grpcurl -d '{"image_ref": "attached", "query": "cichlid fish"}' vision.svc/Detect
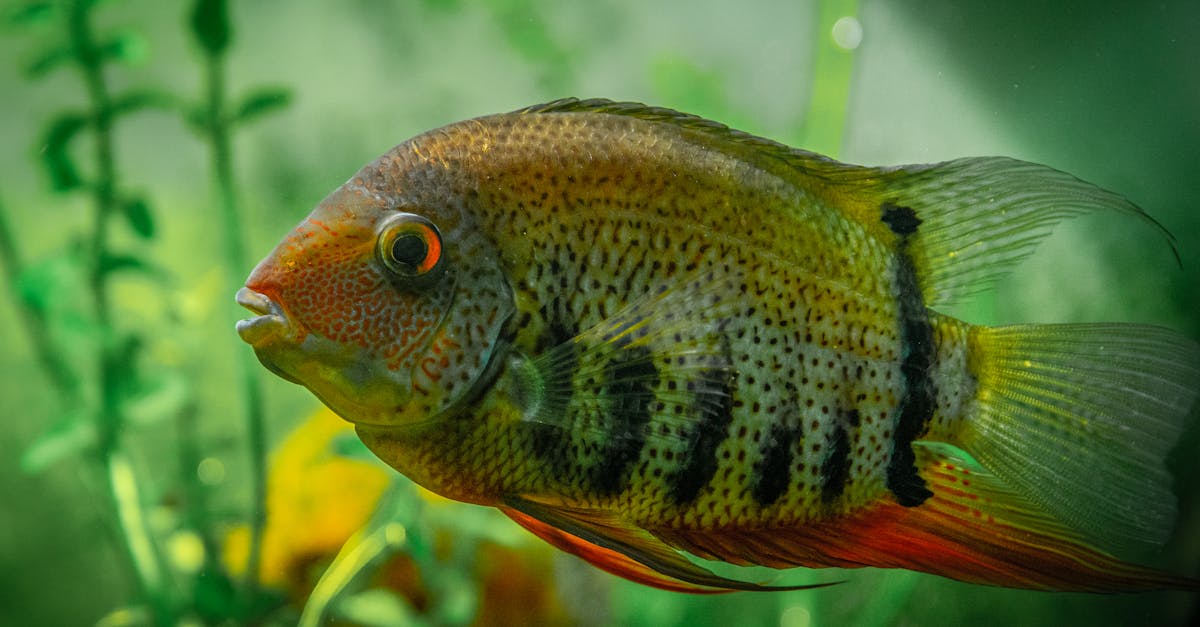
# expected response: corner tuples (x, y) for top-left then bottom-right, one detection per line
(236, 98), (1200, 593)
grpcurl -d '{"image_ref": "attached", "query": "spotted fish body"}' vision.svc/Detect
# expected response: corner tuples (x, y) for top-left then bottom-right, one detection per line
(238, 99), (1200, 593)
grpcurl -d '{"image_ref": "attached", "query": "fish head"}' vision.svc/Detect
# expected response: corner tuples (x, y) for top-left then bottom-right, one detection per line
(236, 152), (514, 428)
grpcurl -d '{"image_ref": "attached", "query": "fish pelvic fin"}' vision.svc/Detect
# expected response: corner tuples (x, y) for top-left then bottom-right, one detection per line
(655, 443), (1199, 593)
(954, 323), (1200, 556)
(501, 496), (840, 594)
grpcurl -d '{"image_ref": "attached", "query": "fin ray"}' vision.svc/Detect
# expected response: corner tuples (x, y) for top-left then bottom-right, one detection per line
(863, 157), (1177, 306)
(960, 323), (1200, 553)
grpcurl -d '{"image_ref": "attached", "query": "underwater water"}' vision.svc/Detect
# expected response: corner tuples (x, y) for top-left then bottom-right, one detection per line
(1, 0), (1197, 625)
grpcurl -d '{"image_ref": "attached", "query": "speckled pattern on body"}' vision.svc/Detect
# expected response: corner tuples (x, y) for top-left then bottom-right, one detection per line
(348, 107), (973, 529)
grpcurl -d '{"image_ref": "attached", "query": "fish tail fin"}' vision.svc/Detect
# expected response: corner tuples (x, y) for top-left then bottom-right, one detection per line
(953, 323), (1200, 561)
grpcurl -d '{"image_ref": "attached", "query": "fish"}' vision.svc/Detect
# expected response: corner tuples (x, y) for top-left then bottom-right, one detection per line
(236, 98), (1200, 594)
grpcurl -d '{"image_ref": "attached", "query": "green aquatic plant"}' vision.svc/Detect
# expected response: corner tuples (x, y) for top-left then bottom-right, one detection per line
(7, 0), (181, 622)
(3, 0), (293, 623)
(182, 0), (290, 617)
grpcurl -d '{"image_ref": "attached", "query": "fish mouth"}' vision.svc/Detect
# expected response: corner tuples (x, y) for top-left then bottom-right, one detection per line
(235, 287), (294, 346)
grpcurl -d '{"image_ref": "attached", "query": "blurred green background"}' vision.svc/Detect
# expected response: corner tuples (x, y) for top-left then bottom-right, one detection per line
(1, 0), (1197, 625)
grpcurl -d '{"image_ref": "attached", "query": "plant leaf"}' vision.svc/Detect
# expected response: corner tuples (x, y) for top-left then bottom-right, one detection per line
(39, 113), (90, 191)
(111, 89), (178, 117)
(21, 410), (96, 473)
(233, 87), (292, 125)
(99, 30), (150, 66)
(24, 45), (73, 79)
(7, 1), (56, 26)
(183, 104), (211, 134)
(120, 196), (155, 239)
(124, 371), (191, 426)
(334, 589), (418, 627)
(99, 252), (163, 280)
(189, 0), (230, 56)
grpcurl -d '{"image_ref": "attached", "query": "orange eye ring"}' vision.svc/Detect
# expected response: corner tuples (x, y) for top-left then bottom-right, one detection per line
(377, 213), (444, 280)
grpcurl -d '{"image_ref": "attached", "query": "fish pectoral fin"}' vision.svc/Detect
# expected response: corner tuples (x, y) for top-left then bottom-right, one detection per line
(522, 270), (744, 447)
(501, 496), (835, 593)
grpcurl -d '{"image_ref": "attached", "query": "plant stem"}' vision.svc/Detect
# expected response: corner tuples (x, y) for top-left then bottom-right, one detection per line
(68, 0), (174, 622)
(0, 193), (78, 398)
(200, 43), (268, 607)
(800, 0), (860, 158)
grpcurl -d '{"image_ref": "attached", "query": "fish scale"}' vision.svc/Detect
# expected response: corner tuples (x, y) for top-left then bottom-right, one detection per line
(239, 99), (1200, 592)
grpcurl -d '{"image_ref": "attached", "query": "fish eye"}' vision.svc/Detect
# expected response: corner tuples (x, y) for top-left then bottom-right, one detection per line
(377, 213), (443, 280)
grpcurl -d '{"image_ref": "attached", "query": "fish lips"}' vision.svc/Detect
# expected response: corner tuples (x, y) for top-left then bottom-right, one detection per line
(234, 287), (293, 345)
(235, 287), (305, 384)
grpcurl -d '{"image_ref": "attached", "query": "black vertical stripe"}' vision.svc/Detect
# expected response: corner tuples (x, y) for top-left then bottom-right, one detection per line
(752, 423), (800, 506)
(882, 202), (936, 507)
(537, 304), (579, 351)
(668, 344), (735, 504)
(820, 422), (852, 503)
(591, 344), (658, 495)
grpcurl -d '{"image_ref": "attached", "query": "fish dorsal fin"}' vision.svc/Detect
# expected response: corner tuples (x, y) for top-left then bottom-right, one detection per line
(502, 495), (839, 593)
(517, 99), (1177, 307)
(516, 98), (851, 178)
(847, 157), (1178, 306)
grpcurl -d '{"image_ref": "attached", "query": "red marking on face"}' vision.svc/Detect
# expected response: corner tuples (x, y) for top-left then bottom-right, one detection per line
(420, 357), (443, 381)
(308, 218), (339, 237)
(244, 193), (442, 375)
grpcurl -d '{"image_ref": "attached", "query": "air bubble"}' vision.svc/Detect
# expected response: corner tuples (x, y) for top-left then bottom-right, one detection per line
(831, 16), (863, 51)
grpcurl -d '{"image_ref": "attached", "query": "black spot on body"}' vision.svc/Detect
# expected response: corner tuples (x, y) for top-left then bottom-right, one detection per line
(523, 339), (581, 481)
(752, 423), (800, 506)
(881, 202), (922, 237)
(527, 421), (576, 481)
(591, 346), (659, 495)
(540, 314), (578, 352)
(820, 423), (852, 503)
(668, 342), (735, 504)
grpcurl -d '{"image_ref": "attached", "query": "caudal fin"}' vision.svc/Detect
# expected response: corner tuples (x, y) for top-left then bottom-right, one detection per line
(958, 323), (1200, 556)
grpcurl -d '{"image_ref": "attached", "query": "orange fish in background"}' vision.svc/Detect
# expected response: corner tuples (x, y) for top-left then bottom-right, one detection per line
(236, 98), (1200, 593)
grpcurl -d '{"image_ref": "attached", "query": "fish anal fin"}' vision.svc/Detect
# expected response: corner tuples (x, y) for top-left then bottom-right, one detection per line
(501, 497), (838, 593)
(655, 445), (1199, 593)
